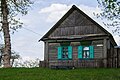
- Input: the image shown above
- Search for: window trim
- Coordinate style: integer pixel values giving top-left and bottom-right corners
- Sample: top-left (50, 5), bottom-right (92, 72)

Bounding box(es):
top-left (78, 46), bottom-right (94, 60)
top-left (58, 46), bottom-right (72, 60)
top-left (82, 46), bottom-right (90, 59)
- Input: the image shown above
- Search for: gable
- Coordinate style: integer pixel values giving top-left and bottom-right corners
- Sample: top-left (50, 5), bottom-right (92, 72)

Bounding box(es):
top-left (40, 5), bottom-right (116, 46)
top-left (49, 10), bottom-right (106, 38)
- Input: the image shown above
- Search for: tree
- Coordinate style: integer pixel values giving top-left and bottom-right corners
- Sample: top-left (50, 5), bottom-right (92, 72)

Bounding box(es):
top-left (0, 44), bottom-right (4, 66)
top-left (10, 51), bottom-right (20, 67)
top-left (0, 0), bottom-right (33, 68)
top-left (97, 0), bottom-right (120, 34)
top-left (0, 44), bottom-right (20, 67)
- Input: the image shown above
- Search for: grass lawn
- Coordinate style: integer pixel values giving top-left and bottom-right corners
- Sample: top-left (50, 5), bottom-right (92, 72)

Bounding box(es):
top-left (0, 68), bottom-right (120, 80)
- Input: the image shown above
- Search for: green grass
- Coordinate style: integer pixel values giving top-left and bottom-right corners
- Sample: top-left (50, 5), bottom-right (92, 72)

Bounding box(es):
top-left (0, 68), bottom-right (120, 80)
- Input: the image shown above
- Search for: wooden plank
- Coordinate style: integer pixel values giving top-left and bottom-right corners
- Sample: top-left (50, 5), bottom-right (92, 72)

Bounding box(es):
top-left (45, 42), bottom-right (49, 67)
top-left (44, 42), bottom-right (49, 61)
top-left (103, 39), bottom-right (107, 67)
top-left (118, 48), bottom-right (120, 67)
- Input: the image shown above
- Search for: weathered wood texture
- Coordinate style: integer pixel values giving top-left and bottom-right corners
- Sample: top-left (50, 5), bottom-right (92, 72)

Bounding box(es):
top-left (44, 42), bottom-right (49, 67)
top-left (48, 59), bottom-right (104, 68)
top-left (107, 47), bottom-right (120, 68)
top-left (118, 48), bottom-right (120, 67)
top-left (47, 40), bottom-right (105, 68)
top-left (49, 10), bottom-right (105, 38)
top-left (40, 46), bottom-right (120, 68)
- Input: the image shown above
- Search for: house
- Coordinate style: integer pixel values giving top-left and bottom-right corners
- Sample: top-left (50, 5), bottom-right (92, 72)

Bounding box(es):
top-left (40, 5), bottom-right (119, 68)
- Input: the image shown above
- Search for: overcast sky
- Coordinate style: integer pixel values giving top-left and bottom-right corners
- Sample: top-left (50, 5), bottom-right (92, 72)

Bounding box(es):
top-left (1, 0), bottom-right (119, 61)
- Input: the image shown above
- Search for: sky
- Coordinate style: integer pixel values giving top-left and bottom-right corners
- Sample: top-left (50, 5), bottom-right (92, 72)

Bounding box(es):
top-left (1, 0), bottom-right (120, 61)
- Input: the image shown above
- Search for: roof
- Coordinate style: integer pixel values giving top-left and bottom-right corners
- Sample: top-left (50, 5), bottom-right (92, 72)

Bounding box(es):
top-left (40, 5), bottom-right (117, 46)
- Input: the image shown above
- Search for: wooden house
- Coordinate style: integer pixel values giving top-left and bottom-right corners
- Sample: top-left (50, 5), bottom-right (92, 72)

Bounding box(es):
top-left (40, 5), bottom-right (118, 68)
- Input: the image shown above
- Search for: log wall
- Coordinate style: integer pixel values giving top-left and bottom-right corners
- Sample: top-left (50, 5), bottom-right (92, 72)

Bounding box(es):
top-left (47, 40), bottom-right (104, 68)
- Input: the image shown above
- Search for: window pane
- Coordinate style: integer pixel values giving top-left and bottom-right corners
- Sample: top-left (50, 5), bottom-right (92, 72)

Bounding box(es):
top-left (83, 47), bottom-right (89, 50)
top-left (83, 50), bottom-right (90, 58)
top-left (62, 47), bottom-right (68, 58)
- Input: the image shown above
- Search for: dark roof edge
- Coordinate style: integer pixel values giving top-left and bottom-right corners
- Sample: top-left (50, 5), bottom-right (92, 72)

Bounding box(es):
top-left (109, 35), bottom-right (117, 46)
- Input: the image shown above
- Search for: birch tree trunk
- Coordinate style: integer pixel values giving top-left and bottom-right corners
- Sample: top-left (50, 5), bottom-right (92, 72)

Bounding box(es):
top-left (1, 0), bottom-right (11, 68)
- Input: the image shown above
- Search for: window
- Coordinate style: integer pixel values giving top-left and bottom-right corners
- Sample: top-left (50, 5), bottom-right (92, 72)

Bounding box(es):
top-left (58, 46), bottom-right (72, 60)
top-left (83, 47), bottom-right (90, 58)
top-left (78, 46), bottom-right (94, 59)
top-left (62, 47), bottom-right (69, 58)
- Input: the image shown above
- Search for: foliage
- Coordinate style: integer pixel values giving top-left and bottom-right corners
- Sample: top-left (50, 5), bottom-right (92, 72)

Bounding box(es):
top-left (96, 0), bottom-right (120, 35)
top-left (0, 0), bottom-right (33, 32)
top-left (0, 0), bottom-right (33, 68)
top-left (13, 58), bottom-right (40, 68)
top-left (0, 46), bottom-right (40, 68)
top-left (97, 0), bottom-right (120, 20)
top-left (0, 68), bottom-right (120, 80)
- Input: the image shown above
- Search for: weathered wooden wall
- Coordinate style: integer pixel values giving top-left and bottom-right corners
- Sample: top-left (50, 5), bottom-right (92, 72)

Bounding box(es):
top-left (118, 48), bottom-right (120, 67)
top-left (107, 47), bottom-right (120, 68)
top-left (47, 40), bottom-right (105, 68)
top-left (40, 45), bottom-right (120, 68)
top-left (49, 10), bottom-right (106, 38)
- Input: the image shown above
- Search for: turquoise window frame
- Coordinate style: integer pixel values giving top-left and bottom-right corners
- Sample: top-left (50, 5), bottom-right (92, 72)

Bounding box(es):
top-left (58, 46), bottom-right (72, 60)
top-left (78, 46), bottom-right (94, 59)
